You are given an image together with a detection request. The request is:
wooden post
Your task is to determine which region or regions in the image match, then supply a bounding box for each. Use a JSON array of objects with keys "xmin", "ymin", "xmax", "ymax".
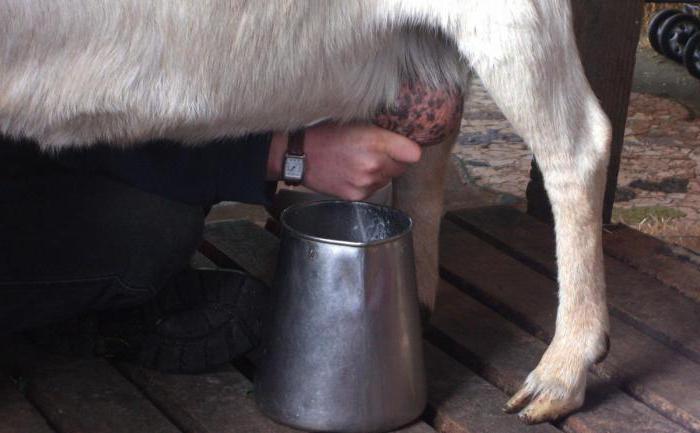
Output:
[{"xmin": 526, "ymin": 0, "xmax": 644, "ymax": 224}]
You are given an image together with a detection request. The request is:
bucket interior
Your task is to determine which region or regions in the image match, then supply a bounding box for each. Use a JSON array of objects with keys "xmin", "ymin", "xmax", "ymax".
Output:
[{"xmin": 281, "ymin": 201, "xmax": 412, "ymax": 245}]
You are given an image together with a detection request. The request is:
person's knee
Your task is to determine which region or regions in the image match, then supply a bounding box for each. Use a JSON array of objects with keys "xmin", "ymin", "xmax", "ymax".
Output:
[{"xmin": 117, "ymin": 198, "xmax": 205, "ymax": 302}]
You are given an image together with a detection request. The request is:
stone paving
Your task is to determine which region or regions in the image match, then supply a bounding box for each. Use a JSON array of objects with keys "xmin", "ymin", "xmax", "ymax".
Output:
[
  {"xmin": 452, "ymin": 79, "xmax": 531, "ymax": 202},
  {"xmin": 452, "ymin": 77, "xmax": 700, "ymax": 239}
]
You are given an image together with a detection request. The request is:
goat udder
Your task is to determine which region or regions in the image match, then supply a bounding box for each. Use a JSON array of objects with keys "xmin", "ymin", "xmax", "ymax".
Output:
[{"xmin": 373, "ymin": 82, "xmax": 463, "ymax": 147}]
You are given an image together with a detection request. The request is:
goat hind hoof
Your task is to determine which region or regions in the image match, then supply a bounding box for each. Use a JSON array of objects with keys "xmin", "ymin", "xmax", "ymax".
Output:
[
  {"xmin": 504, "ymin": 373, "xmax": 585, "ymax": 424},
  {"xmin": 505, "ymin": 391, "xmax": 582, "ymax": 425}
]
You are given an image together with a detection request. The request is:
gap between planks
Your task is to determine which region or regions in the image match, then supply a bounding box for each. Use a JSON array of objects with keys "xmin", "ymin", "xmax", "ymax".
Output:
[
  {"xmin": 0, "ymin": 372, "xmax": 54, "ymax": 433},
  {"xmin": 602, "ymin": 224, "xmax": 700, "ymax": 304},
  {"xmin": 445, "ymin": 206, "xmax": 700, "ymax": 366},
  {"xmin": 439, "ymin": 217, "xmax": 700, "ymax": 433},
  {"xmin": 1, "ymin": 341, "xmax": 181, "ymax": 433}
]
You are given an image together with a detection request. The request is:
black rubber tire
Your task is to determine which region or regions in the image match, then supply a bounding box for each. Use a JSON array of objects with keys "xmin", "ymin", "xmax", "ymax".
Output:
[
  {"xmin": 684, "ymin": 32, "xmax": 700, "ymax": 79},
  {"xmin": 659, "ymin": 13, "xmax": 700, "ymax": 63},
  {"xmin": 649, "ymin": 9, "xmax": 682, "ymax": 54}
]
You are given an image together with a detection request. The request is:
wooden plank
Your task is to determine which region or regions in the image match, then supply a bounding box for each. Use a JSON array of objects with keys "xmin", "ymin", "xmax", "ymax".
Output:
[
  {"xmin": 118, "ymin": 364, "xmax": 303, "ymax": 433},
  {"xmin": 526, "ymin": 0, "xmax": 644, "ymax": 223},
  {"xmin": 0, "ymin": 374, "xmax": 54, "ymax": 433},
  {"xmin": 190, "ymin": 250, "xmax": 218, "ymax": 269},
  {"xmin": 603, "ymin": 225, "xmax": 700, "ymax": 304},
  {"xmin": 424, "ymin": 343, "xmax": 560, "ymax": 433},
  {"xmin": 199, "ymin": 220, "xmax": 559, "ymax": 433},
  {"xmin": 4, "ymin": 344, "xmax": 180, "ymax": 433},
  {"xmin": 447, "ymin": 206, "xmax": 700, "ymax": 364},
  {"xmin": 429, "ymin": 280, "xmax": 691, "ymax": 433},
  {"xmin": 439, "ymin": 219, "xmax": 700, "ymax": 433},
  {"xmin": 203, "ymin": 220, "xmax": 278, "ymax": 286}
]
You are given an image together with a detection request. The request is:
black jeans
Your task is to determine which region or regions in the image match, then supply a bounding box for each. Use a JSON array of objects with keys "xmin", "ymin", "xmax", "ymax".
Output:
[{"xmin": 0, "ymin": 143, "xmax": 205, "ymax": 335}]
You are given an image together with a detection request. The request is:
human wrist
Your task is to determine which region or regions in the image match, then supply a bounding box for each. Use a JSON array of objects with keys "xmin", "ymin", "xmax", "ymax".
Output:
[{"xmin": 266, "ymin": 132, "xmax": 288, "ymax": 181}]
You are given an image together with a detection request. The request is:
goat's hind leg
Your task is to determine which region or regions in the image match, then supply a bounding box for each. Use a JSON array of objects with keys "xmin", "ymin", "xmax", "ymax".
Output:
[
  {"xmin": 377, "ymin": 80, "xmax": 465, "ymax": 320},
  {"xmin": 392, "ymin": 129, "xmax": 458, "ymax": 320},
  {"xmin": 459, "ymin": 1, "xmax": 612, "ymax": 424}
]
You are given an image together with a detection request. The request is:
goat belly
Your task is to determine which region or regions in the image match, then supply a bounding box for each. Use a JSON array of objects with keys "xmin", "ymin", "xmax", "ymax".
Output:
[{"xmin": 373, "ymin": 82, "xmax": 463, "ymax": 146}]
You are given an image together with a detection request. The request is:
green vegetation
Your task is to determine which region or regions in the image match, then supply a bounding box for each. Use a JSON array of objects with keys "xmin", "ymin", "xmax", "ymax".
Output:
[{"xmin": 612, "ymin": 206, "xmax": 686, "ymax": 225}]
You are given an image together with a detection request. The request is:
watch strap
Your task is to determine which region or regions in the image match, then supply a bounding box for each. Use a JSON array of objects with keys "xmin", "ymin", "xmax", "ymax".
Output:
[{"xmin": 287, "ymin": 129, "xmax": 305, "ymax": 156}]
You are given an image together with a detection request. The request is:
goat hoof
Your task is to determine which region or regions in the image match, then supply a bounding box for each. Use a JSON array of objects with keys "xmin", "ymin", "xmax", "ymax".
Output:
[
  {"xmin": 504, "ymin": 381, "xmax": 584, "ymax": 425},
  {"xmin": 504, "ymin": 350, "xmax": 587, "ymax": 424}
]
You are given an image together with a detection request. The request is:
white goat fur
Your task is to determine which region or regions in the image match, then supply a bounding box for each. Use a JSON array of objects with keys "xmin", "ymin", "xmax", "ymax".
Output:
[{"xmin": 1, "ymin": 0, "xmax": 612, "ymax": 423}]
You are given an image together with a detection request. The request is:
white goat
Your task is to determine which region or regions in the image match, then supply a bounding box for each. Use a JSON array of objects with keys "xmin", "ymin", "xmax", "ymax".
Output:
[{"xmin": 0, "ymin": 0, "xmax": 612, "ymax": 424}]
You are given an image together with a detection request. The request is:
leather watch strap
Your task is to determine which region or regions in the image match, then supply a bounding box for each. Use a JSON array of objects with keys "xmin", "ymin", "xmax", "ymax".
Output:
[{"xmin": 287, "ymin": 129, "xmax": 305, "ymax": 156}]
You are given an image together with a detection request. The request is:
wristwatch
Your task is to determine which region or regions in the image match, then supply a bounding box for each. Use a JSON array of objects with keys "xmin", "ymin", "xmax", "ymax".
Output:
[{"xmin": 282, "ymin": 129, "xmax": 306, "ymax": 186}]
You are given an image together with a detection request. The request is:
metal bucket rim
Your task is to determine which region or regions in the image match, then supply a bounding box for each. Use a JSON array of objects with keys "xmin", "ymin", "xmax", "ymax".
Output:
[{"xmin": 279, "ymin": 200, "xmax": 413, "ymax": 247}]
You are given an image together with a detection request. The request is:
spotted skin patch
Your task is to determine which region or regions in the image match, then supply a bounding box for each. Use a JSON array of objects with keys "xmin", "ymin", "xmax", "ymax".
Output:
[{"xmin": 373, "ymin": 82, "xmax": 464, "ymax": 147}]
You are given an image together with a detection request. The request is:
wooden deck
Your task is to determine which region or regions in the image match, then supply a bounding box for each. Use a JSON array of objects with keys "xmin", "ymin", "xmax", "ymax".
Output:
[{"xmin": 2, "ymin": 205, "xmax": 699, "ymax": 433}]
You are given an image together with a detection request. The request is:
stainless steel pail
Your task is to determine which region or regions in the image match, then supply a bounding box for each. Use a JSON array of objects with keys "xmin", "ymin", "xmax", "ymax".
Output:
[{"xmin": 255, "ymin": 200, "xmax": 426, "ymax": 433}]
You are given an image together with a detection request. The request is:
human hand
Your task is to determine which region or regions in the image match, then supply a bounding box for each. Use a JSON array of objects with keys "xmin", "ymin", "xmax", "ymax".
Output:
[{"xmin": 268, "ymin": 124, "xmax": 422, "ymax": 200}]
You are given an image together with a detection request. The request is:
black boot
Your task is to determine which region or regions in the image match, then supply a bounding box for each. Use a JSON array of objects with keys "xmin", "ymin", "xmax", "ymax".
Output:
[
  {"xmin": 138, "ymin": 268, "xmax": 269, "ymax": 373},
  {"xmin": 28, "ymin": 268, "xmax": 269, "ymax": 374}
]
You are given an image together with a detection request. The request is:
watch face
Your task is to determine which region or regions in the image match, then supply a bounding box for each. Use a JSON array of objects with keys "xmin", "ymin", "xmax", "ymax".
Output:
[{"xmin": 284, "ymin": 156, "xmax": 304, "ymax": 180}]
